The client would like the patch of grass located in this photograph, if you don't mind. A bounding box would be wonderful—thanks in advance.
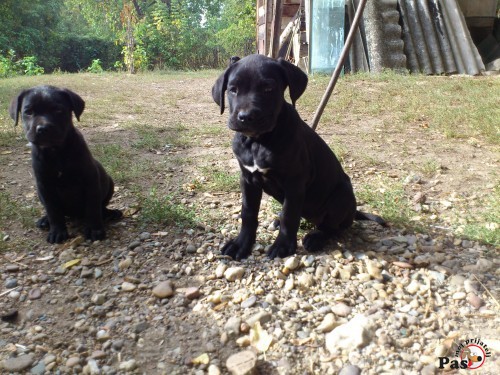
[459,186,500,247]
[139,187,196,227]
[301,72,500,144]
[0,191,38,229]
[200,166,240,192]
[418,159,440,177]
[356,177,413,227]
[91,143,147,184]
[130,123,189,150]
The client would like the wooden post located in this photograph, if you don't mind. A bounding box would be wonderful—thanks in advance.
[269,0,283,58]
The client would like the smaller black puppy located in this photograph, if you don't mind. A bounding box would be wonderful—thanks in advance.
[212,55,385,260]
[9,85,122,243]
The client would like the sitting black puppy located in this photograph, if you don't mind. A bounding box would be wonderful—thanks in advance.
[212,54,385,260]
[9,85,122,243]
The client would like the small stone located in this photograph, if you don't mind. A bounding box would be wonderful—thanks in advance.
[5,278,18,288]
[224,317,241,337]
[139,232,151,241]
[184,287,201,300]
[226,350,257,375]
[245,311,272,327]
[96,330,111,342]
[186,244,197,253]
[128,240,141,249]
[297,273,314,288]
[316,313,337,333]
[119,359,137,372]
[224,267,246,281]
[91,293,106,305]
[134,322,150,334]
[66,356,81,367]
[208,364,222,375]
[28,288,42,300]
[325,314,374,353]
[119,257,133,270]
[6,264,20,272]
[30,361,45,375]
[339,365,361,375]
[44,354,56,365]
[215,263,228,278]
[452,291,466,300]
[241,295,257,309]
[331,303,352,317]
[392,261,413,269]
[152,280,174,298]
[94,268,103,279]
[121,282,136,292]
[2,354,35,372]
[283,256,300,272]
[466,293,484,309]
[86,359,100,375]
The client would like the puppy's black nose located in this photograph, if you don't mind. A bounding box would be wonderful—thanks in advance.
[36,125,49,135]
[237,111,255,123]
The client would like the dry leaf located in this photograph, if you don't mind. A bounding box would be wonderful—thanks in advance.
[249,321,273,353]
[63,259,81,269]
[192,353,209,365]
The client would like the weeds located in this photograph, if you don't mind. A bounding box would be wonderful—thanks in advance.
[139,188,196,227]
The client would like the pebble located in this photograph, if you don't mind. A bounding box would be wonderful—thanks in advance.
[452,291,466,300]
[466,293,484,309]
[208,364,222,375]
[224,267,246,281]
[339,365,362,375]
[215,263,228,278]
[241,295,257,308]
[119,359,137,371]
[5,278,18,288]
[325,314,374,353]
[28,288,42,300]
[121,282,136,292]
[245,310,272,327]
[66,356,80,367]
[226,350,257,375]
[316,313,337,333]
[331,303,352,317]
[184,287,201,300]
[1,354,35,372]
[224,317,241,337]
[5,264,20,272]
[152,280,175,298]
[283,256,300,272]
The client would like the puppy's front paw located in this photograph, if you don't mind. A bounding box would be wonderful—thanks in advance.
[85,228,106,242]
[267,236,297,259]
[222,239,253,260]
[47,228,69,243]
[302,230,329,252]
[36,216,50,229]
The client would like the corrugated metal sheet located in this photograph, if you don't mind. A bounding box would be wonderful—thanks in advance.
[346,0,485,75]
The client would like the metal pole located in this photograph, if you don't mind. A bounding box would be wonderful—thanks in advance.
[311,0,368,131]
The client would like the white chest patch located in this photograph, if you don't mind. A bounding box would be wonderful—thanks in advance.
[243,163,270,174]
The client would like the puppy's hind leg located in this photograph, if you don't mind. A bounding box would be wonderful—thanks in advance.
[303,181,357,253]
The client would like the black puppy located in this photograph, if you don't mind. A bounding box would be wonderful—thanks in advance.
[212,54,385,260]
[9,85,122,243]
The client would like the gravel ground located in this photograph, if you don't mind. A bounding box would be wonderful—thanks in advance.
[1,196,499,374]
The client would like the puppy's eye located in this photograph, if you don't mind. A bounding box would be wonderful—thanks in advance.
[228,87,238,94]
[263,86,273,93]
[24,109,33,116]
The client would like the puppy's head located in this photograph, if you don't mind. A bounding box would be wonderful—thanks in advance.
[9,85,85,148]
[212,54,308,137]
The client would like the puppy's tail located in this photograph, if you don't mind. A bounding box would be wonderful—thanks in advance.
[355,211,388,227]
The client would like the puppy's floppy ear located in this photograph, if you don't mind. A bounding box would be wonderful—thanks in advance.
[9,90,28,126]
[277,58,308,107]
[212,67,231,115]
[61,88,85,121]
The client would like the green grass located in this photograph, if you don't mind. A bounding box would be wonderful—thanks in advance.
[301,72,500,144]
[90,143,149,184]
[0,191,38,230]
[131,123,189,150]
[200,166,240,192]
[459,185,500,247]
[356,177,414,228]
[139,187,196,227]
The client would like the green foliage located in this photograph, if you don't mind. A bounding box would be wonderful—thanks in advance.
[0,50,44,77]
[0,0,257,71]
[87,59,104,73]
